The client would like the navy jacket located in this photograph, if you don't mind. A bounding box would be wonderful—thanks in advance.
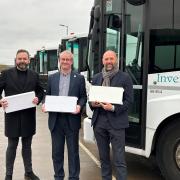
[46,71,87,132]
[90,70,133,129]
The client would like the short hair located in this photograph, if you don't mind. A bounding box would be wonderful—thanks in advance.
[103,50,118,61]
[59,50,73,60]
[16,49,30,58]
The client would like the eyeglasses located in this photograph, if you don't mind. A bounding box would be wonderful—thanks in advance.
[60,58,72,62]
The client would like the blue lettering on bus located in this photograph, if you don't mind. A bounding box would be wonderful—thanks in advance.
[157,74,180,83]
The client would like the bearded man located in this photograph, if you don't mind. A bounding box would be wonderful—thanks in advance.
[0,49,44,180]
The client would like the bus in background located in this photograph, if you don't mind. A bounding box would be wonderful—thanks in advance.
[29,47,58,88]
[29,34,88,88]
[29,57,36,72]
[60,33,88,76]
[84,0,180,179]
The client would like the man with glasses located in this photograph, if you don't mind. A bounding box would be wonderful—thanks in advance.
[42,50,87,180]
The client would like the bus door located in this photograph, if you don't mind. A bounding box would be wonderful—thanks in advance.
[124,1,145,148]
[103,0,146,148]
[90,0,146,149]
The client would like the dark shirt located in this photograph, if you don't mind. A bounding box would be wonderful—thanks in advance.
[16,68,27,88]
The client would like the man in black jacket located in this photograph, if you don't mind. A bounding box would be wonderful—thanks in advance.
[90,50,133,180]
[0,49,44,180]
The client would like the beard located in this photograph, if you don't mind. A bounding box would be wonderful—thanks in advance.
[105,64,114,71]
[16,63,28,71]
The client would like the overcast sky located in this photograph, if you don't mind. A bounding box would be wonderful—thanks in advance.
[0,0,94,65]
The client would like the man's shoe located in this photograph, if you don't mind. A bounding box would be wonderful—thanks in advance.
[24,171,40,180]
[5,175,12,180]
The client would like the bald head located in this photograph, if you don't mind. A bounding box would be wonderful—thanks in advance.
[103,50,117,60]
[102,50,118,71]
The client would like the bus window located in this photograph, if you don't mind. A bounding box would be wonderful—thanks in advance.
[73,43,79,70]
[106,28,120,57]
[155,46,175,70]
[44,53,48,74]
[48,50,58,71]
[125,3,143,85]
[29,58,35,71]
[105,0,121,65]
[39,51,43,73]
[66,41,72,51]
[80,38,88,71]
[149,29,180,73]
[176,45,180,68]
[125,2,144,126]
[61,34,88,73]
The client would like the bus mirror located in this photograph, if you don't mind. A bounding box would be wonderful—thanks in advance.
[91,5,101,51]
[94,5,101,21]
[91,21,99,51]
[108,14,122,29]
[90,6,95,18]
[127,0,146,6]
[58,44,63,57]
[58,44,62,52]
[89,6,95,33]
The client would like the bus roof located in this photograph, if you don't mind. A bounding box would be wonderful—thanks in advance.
[61,32,88,40]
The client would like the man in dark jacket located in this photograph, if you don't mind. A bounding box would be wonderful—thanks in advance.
[90,50,133,180]
[42,50,87,180]
[0,49,44,180]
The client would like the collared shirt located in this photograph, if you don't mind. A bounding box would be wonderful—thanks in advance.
[59,72,70,96]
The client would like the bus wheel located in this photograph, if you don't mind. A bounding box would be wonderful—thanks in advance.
[156,122,180,180]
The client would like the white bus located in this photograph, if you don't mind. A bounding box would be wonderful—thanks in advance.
[84,0,180,179]
[29,34,88,88]
[60,33,88,74]
[29,47,58,88]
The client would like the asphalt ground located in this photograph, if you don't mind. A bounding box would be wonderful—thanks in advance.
[0,107,164,180]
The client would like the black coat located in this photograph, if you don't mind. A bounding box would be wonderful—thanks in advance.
[90,71,133,129]
[0,67,44,137]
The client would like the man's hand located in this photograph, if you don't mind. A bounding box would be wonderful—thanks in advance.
[0,98,8,109]
[41,103,47,113]
[72,105,81,114]
[100,102,114,111]
[32,97,39,105]
[91,101,101,108]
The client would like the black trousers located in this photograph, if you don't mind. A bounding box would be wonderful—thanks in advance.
[94,114,127,180]
[51,114,80,180]
[6,136,33,175]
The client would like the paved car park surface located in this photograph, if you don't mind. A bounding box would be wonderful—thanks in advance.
[0,107,163,180]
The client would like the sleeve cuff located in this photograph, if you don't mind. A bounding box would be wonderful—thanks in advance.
[111,105,115,112]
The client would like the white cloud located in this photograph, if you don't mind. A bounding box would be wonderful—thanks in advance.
[0,0,94,65]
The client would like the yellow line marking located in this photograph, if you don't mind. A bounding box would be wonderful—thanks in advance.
[79,141,116,180]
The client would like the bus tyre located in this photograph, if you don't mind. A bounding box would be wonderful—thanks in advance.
[156,122,180,180]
